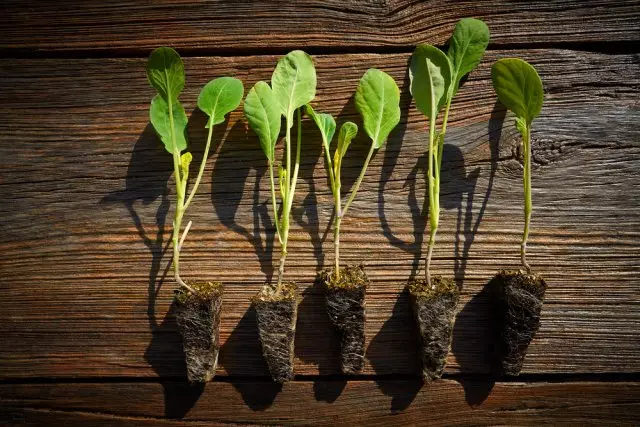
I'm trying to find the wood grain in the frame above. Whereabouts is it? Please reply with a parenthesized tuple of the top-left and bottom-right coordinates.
(1, 380, 639, 426)
(1, 1, 639, 54)
(0, 49, 639, 379)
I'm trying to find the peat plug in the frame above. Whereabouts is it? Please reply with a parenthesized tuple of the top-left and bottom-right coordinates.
(146, 47, 243, 382)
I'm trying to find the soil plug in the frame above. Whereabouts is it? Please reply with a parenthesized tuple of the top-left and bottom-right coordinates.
(244, 51, 316, 382)
(308, 68, 400, 373)
(408, 19, 489, 382)
(146, 47, 243, 382)
(491, 58, 547, 376)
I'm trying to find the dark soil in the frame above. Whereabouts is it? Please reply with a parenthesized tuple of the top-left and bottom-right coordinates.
(174, 281, 223, 383)
(494, 270, 547, 376)
(321, 264, 368, 374)
(253, 282, 299, 382)
(407, 276, 460, 383)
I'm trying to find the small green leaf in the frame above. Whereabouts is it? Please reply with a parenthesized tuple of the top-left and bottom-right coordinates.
(305, 104, 336, 147)
(180, 152, 192, 181)
(447, 18, 490, 96)
(333, 121, 358, 176)
(244, 81, 281, 163)
(278, 166, 287, 200)
(146, 47, 185, 101)
(271, 50, 317, 128)
(336, 121, 358, 161)
(197, 77, 244, 128)
(149, 94, 188, 154)
(355, 68, 401, 149)
(491, 58, 544, 124)
(410, 44, 452, 120)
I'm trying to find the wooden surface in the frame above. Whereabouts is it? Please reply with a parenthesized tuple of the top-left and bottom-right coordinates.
(1, 1, 639, 425)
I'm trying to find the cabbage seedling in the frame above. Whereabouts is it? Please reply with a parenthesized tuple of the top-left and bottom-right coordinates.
(146, 47, 243, 382)
(307, 68, 400, 374)
(408, 18, 489, 382)
(491, 58, 547, 376)
(244, 50, 316, 382)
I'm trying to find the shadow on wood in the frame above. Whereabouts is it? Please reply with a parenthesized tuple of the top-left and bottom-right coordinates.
(296, 276, 346, 402)
(378, 57, 425, 280)
(451, 100, 505, 405)
(366, 290, 422, 413)
(220, 307, 282, 410)
(211, 119, 277, 282)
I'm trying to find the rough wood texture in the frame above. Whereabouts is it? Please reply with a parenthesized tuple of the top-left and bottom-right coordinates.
(1, 1, 639, 54)
(1, 381, 639, 425)
(1, 50, 638, 380)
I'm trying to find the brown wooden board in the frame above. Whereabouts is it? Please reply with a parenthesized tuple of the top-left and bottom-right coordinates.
(1, 381, 639, 425)
(1, 50, 638, 379)
(1, 1, 639, 54)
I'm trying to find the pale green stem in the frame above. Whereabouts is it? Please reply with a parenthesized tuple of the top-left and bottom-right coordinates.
(277, 109, 302, 287)
(268, 160, 283, 246)
(522, 124, 532, 274)
(341, 144, 375, 219)
(183, 120, 214, 211)
(425, 113, 439, 288)
(167, 96, 194, 293)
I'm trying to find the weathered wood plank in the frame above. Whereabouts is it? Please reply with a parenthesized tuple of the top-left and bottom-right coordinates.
(0, 50, 639, 378)
(1, 381, 639, 425)
(1, 1, 639, 54)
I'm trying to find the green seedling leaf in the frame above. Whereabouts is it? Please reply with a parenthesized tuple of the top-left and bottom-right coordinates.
(198, 77, 244, 128)
(410, 44, 452, 120)
(278, 165, 287, 200)
(244, 81, 282, 163)
(146, 47, 185, 101)
(149, 94, 188, 154)
(180, 152, 192, 181)
(355, 68, 401, 149)
(491, 58, 544, 125)
(447, 18, 490, 97)
(336, 121, 358, 162)
(333, 121, 358, 177)
(272, 50, 317, 127)
(305, 104, 336, 153)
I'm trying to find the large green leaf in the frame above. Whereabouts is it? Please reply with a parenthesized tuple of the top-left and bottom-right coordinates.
(146, 47, 185, 101)
(410, 44, 452, 120)
(244, 81, 281, 162)
(197, 77, 244, 128)
(491, 58, 544, 124)
(355, 68, 401, 149)
(305, 104, 336, 147)
(271, 50, 317, 128)
(447, 18, 490, 96)
(149, 94, 188, 154)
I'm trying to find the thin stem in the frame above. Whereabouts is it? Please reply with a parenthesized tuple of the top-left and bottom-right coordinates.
(268, 160, 283, 246)
(522, 124, 532, 274)
(425, 113, 439, 287)
(178, 220, 192, 251)
(341, 144, 375, 219)
(183, 120, 215, 211)
(334, 215, 342, 281)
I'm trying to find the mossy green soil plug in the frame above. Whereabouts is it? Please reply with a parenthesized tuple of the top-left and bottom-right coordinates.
(146, 47, 243, 382)
(308, 68, 400, 373)
(408, 18, 489, 382)
(491, 57, 547, 376)
(244, 50, 316, 382)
